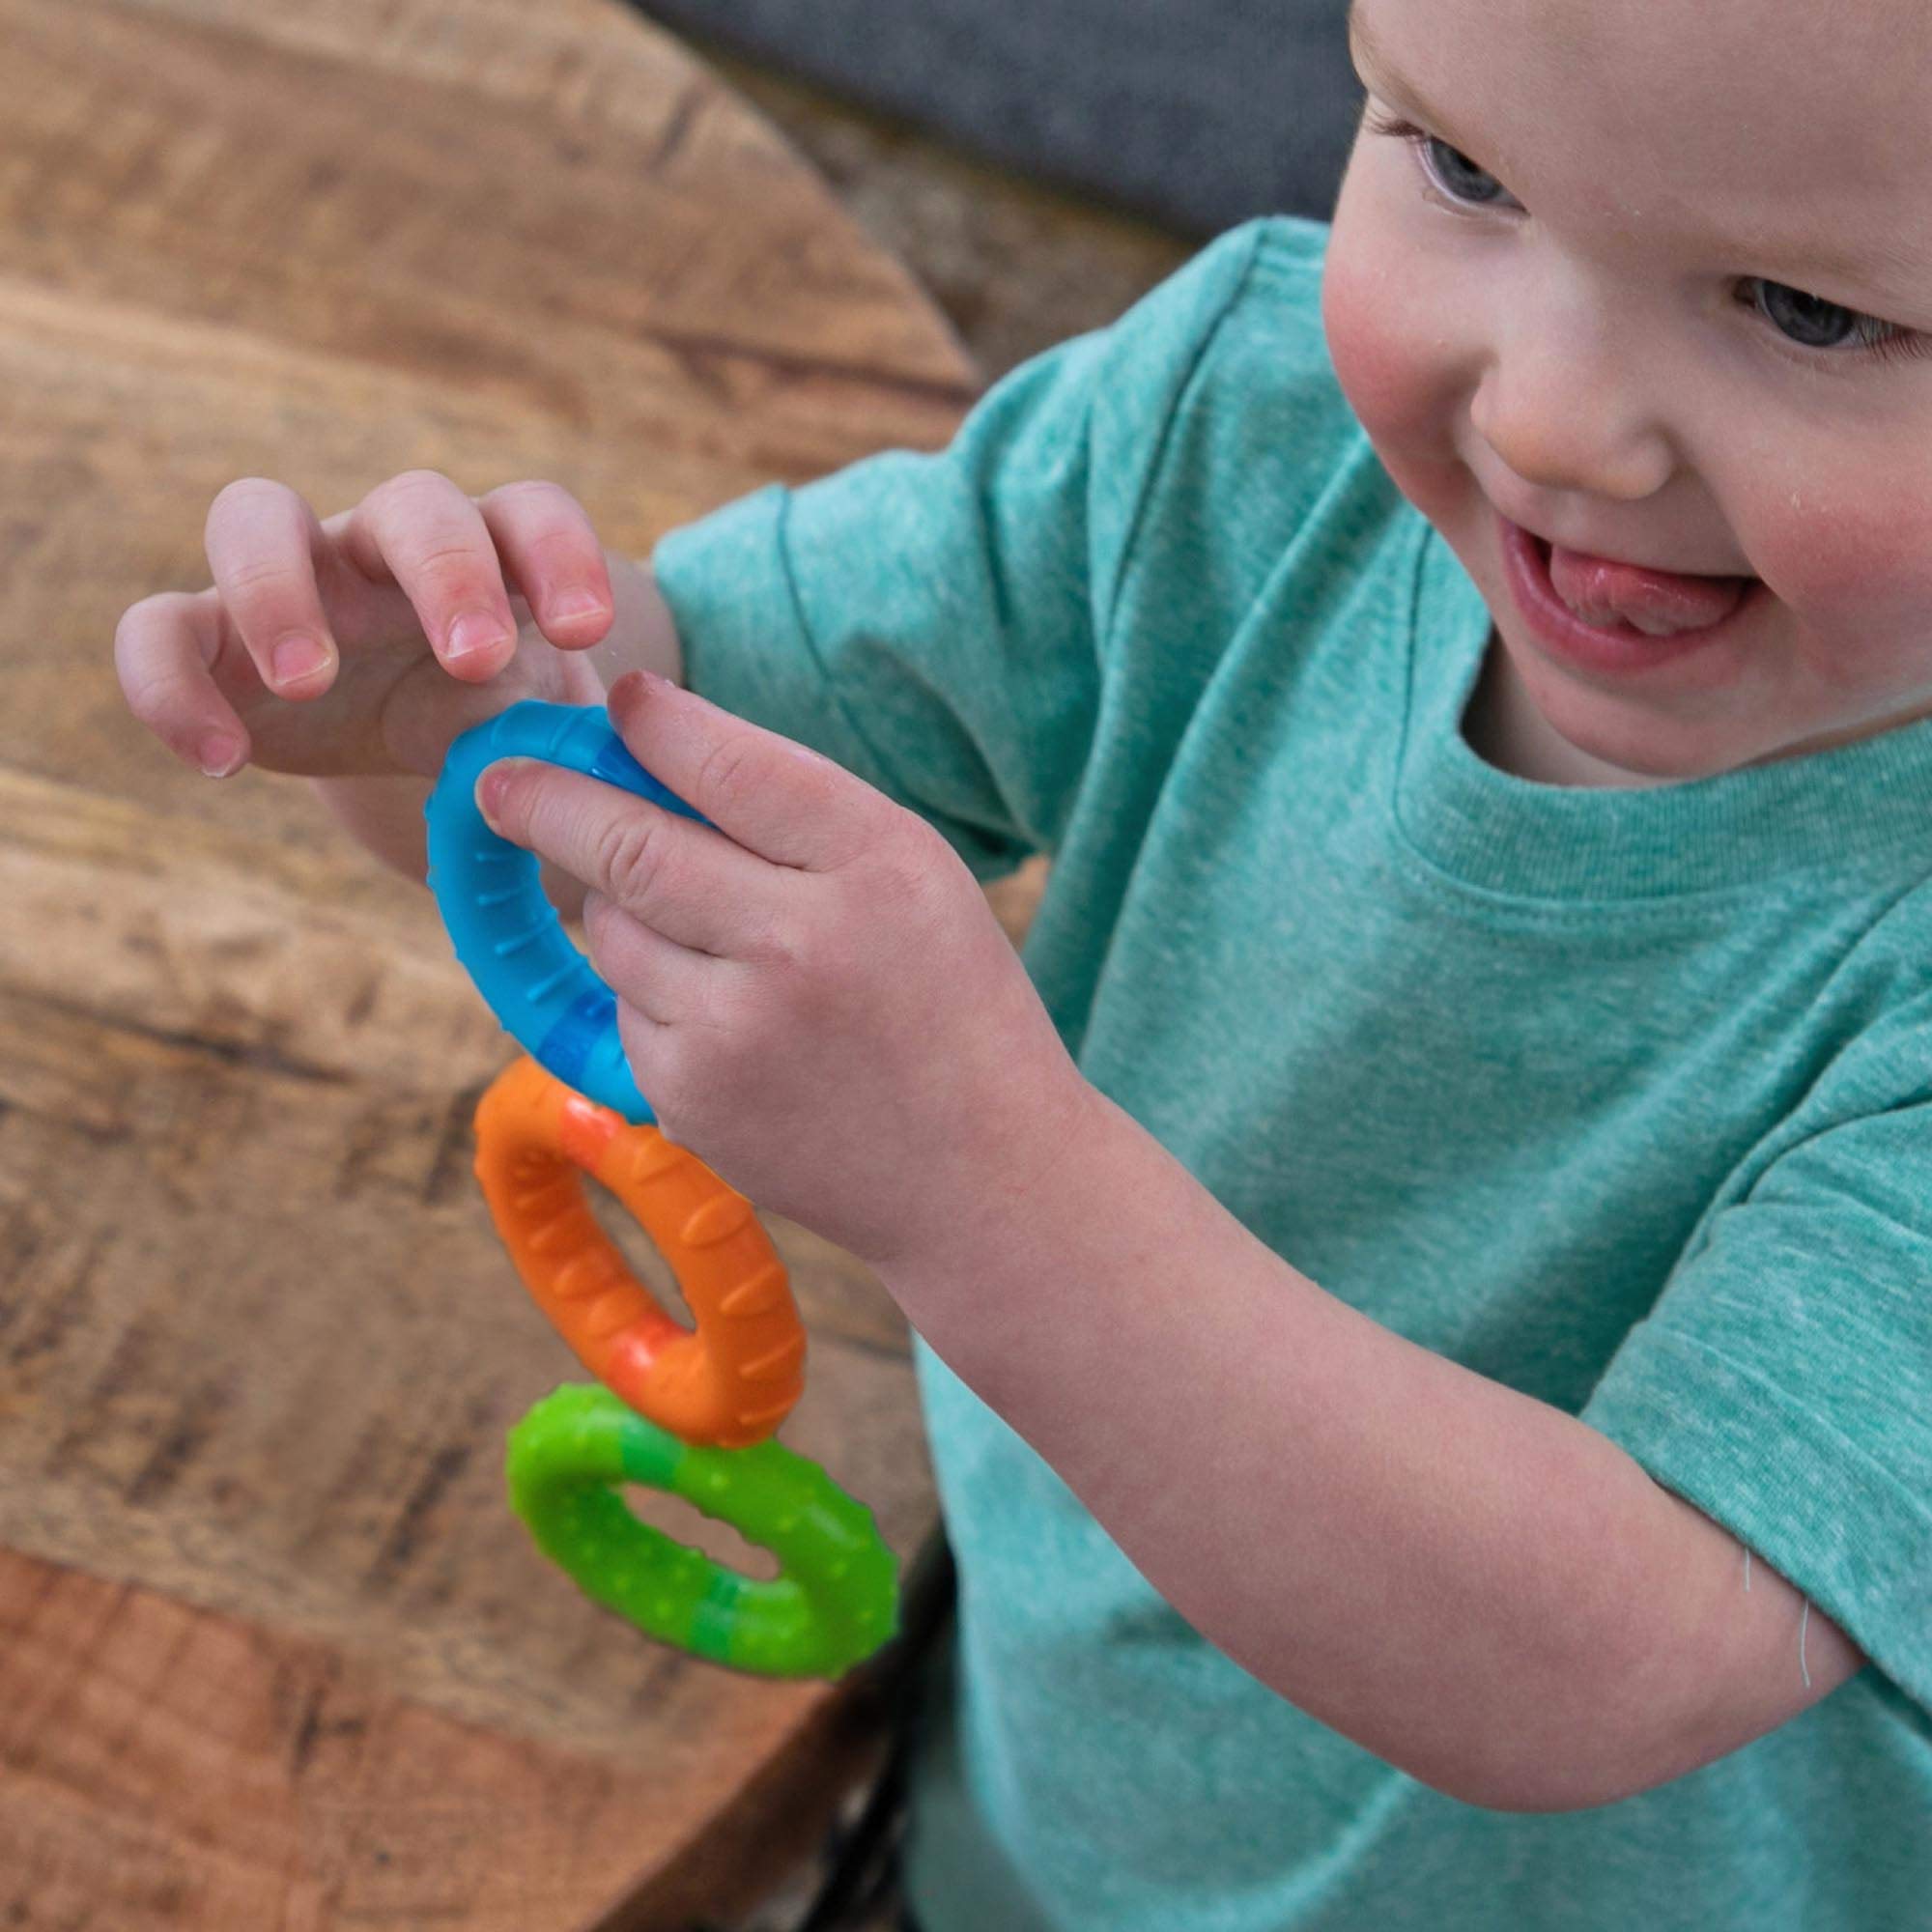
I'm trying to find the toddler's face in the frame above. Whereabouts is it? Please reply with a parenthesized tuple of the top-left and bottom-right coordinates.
(1323, 0, 1932, 783)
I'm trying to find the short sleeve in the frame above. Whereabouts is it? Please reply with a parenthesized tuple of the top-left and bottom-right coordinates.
(1583, 994, 1932, 1714)
(648, 218, 1270, 883)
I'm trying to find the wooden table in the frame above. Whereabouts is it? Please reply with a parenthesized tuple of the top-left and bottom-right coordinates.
(0, 1, 988, 1923)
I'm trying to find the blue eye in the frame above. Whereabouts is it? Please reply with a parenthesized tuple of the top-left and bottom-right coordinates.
(1365, 108, 1517, 210)
(1363, 106, 1932, 372)
(1743, 279, 1927, 368)
(1754, 280, 1870, 348)
(1417, 134, 1513, 209)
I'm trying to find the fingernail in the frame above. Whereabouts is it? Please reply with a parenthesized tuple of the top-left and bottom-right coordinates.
(271, 635, 329, 685)
(644, 670, 685, 704)
(447, 611, 508, 663)
(552, 590, 609, 623)
(197, 732, 243, 779)
(476, 759, 526, 825)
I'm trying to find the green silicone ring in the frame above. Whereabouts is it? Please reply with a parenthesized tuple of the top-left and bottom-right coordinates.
(505, 1384, 899, 1679)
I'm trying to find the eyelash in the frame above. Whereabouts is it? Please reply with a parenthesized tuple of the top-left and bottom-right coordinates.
(1362, 107, 1932, 374)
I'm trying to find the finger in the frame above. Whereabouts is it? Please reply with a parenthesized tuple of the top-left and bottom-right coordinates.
(603, 671, 873, 872)
(202, 477, 340, 697)
(582, 889, 707, 1027)
(475, 480, 614, 650)
(115, 588, 252, 777)
(475, 756, 787, 961)
(335, 469, 519, 682)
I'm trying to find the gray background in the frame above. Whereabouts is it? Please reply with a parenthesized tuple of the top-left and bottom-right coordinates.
(632, 0, 1362, 233)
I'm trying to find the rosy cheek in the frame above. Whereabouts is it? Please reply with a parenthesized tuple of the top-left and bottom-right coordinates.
(1751, 487, 1932, 636)
(1733, 474, 1932, 705)
(1321, 240, 1469, 526)
(1321, 249, 1435, 443)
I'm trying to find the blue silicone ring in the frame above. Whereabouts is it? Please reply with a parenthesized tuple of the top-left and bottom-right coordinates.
(424, 700, 711, 1124)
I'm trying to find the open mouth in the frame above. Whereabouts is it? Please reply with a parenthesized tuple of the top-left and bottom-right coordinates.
(1500, 515, 1766, 671)
(1533, 535, 1758, 637)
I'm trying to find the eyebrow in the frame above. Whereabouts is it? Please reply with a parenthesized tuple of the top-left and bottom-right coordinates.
(1346, 0, 1484, 159)
(1343, 0, 1932, 321)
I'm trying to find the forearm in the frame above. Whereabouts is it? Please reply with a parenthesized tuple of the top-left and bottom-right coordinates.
(312, 548, 683, 918)
(576, 546, 687, 694)
(880, 1083, 1852, 1812)
(310, 769, 435, 887)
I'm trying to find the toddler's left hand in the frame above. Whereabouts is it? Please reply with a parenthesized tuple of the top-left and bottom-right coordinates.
(475, 670, 1094, 1272)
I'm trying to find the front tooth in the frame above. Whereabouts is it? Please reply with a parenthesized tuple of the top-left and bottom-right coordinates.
(1556, 591, 1691, 639)
(1558, 592, 1627, 631)
(1626, 610, 1695, 638)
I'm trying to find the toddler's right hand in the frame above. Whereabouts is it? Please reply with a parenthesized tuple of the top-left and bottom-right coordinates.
(115, 470, 628, 783)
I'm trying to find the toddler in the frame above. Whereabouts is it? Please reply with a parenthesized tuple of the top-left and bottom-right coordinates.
(115, 0, 1932, 1924)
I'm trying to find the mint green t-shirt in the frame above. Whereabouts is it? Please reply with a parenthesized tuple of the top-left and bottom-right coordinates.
(651, 215, 1932, 1931)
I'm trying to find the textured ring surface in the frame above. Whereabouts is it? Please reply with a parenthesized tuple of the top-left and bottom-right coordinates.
(475, 1055, 806, 1446)
(427, 699, 708, 1124)
(507, 1384, 899, 1678)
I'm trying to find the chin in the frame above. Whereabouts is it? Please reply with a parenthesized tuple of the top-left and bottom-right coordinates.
(1501, 637, 1763, 783)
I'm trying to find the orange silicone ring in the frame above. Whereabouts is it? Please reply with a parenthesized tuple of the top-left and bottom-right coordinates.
(472, 1056, 806, 1447)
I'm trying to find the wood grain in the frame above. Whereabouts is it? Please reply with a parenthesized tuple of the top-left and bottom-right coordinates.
(0, 1544, 911, 1929)
(0, 0, 981, 1922)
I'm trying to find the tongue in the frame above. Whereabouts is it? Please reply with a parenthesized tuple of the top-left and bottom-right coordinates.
(1548, 543, 1749, 637)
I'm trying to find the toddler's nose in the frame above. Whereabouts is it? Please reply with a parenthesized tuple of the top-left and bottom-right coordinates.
(1470, 343, 1676, 504)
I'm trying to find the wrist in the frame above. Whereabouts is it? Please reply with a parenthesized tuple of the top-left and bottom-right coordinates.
(581, 551, 685, 696)
(309, 772, 431, 883)
(877, 1066, 1112, 1331)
